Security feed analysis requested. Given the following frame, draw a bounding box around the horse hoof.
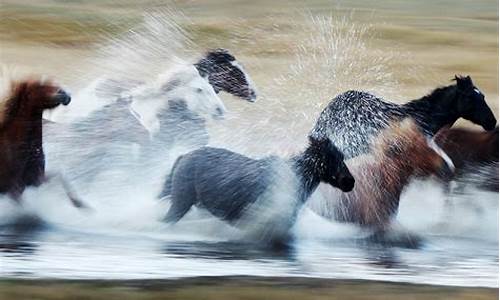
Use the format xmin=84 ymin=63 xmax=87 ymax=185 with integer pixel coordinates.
xmin=71 ymin=198 xmax=93 ymax=212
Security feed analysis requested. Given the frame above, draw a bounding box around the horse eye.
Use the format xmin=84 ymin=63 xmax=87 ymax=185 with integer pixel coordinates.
xmin=473 ymin=88 xmax=482 ymax=96
xmin=196 ymin=88 xmax=203 ymax=93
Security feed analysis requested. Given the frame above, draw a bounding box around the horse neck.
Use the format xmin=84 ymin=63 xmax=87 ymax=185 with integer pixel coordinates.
xmin=4 ymin=100 xmax=43 ymax=149
xmin=290 ymin=149 xmax=322 ymax=203
xmin=163 ymin=100 xmax=204 ymax=123
xmin=370 ymin=154 xmax=415 ymax=207
xmin=402 ymin=85 xmax=460 ymax=134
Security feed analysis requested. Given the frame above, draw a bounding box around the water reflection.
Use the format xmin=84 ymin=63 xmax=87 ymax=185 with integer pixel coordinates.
xmin=0 ymin=215 xmax=47 ymax=257
xmin=162 ymin=240 xmax=297 ymax=261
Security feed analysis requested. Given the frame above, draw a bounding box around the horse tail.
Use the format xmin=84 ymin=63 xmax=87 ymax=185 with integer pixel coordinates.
xmin=158 ymin=154 xmax=184 ymax=199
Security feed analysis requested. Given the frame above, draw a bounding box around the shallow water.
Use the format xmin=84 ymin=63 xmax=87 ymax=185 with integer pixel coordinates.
xmin=0 ymin=180 xmax=498 ymax=287
xmin=0 ymin=0 xmax=498 ymax=290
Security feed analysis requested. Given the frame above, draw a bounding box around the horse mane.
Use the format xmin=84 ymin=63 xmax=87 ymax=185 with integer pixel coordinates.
xmin=0 ymin=66 xmax=19 ymax=126
xmin=0 ymin=77 xmax=25 ymax=128
xmin=194 ymin=48 xmax=235 ymax=76
xmin=0 ymin=68 xmax=53 ymax=128
xmin=406 ymin=75 xmax=473 ymax=108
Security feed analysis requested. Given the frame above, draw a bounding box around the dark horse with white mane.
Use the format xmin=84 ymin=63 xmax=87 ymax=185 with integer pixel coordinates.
xmin=159 ymin=136 xmax=354 ymax=245
xmin=311 ymin=75 xmax=497 ymax=159
xmin=0 ymin=78 xmax=86 ymax=208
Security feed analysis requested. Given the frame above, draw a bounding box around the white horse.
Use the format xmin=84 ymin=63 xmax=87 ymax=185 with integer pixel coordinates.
xmin=44 ymin=63 xmax=225 ymax=187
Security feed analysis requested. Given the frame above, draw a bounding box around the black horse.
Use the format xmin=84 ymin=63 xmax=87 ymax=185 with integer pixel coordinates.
xmin=310 ymin=75 xmax=497 ymax=159
xmin=159 ymin=136 xmax=354 ymax=244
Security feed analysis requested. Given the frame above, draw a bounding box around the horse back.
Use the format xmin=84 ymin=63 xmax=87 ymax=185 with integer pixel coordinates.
xmin=174 ymin=147 xmax=272 ymax=221
xmin=311 ymin=90 xmax=401 ymax=159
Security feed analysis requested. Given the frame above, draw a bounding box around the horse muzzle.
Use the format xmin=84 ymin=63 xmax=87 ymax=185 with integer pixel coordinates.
xmin=337 ymin=175 xmax=355 ymax=192
xmin=245 ymin=89 xmax=257 ymax=102
xmin=55 ymin=89 xmax=71 ymax=105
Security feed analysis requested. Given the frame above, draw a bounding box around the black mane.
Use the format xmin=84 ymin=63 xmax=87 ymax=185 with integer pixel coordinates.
xmin=194 ymin=48 xmax=235 ymax=79
xmin=194 ymin=48 xmax=256 ymax=101
xmin=402 ymin=84 xmax=460 ymax=134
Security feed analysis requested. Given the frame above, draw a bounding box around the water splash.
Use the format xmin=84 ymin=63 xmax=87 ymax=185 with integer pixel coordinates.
xmin=0 ymin=8 xmax=497 ymax=286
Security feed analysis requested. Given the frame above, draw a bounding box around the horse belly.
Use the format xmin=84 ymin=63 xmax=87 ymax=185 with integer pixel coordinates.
xmin=234 ymin=162 xmax=300 ymax=242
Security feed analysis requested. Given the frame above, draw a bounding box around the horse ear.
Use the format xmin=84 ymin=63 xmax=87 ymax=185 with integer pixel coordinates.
xmin=455 ymin=75 xmax=473 ymax=90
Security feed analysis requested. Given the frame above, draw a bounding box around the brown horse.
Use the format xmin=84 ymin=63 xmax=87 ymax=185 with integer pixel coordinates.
xmin=434 ymin=126 xmax=498 ymax=191
xmin=309 ymin=118 xmax=454 ymax=232
xmin=0 ymin=78 xmax=86 ymax=207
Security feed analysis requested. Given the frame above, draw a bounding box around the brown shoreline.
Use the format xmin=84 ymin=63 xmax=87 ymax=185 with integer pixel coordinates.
xmin=0 ymin=276 xmax=497 ymax=300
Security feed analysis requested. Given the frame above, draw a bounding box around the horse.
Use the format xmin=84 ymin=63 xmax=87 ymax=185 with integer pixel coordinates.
xmin=434 ymin=126 xmax=498 ymax=192
xmin=45 ymin=49 xmax=257 ymax=184
xmin=0 ymin=78 xmax=86 ymax=208
xmin=308 ymin=118 xmax=454 ymax=244
xmin=159 ymin=136 xmax=354 ymax=245
xmin=45 ymin=64 xmax=226 ymax=186
xmin=310 ymin=75 xmax=497 ymax=159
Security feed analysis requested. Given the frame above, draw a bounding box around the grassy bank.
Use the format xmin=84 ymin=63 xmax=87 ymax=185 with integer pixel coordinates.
xmin=0 ymin=277 xmax=497 ymax=300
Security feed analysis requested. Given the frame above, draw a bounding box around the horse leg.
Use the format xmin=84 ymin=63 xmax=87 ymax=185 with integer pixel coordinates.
xmin=7 ymin=189 xmax=23 ymax=206
xmin=163 ymin=178 xmax=196 ymax=224
xmin=158 ymin=154 xmax=185 ymax=200
xmin=45 ymin=172 xmax=91 ymax=210
xmin=367 ymin=223 xmax=423 ymax=249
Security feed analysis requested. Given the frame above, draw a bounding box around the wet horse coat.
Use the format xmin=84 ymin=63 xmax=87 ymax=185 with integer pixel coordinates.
xmin=311 ymin=76 xmax=497 ymax=159
xmin=434 ymin=126 xmax=499 ymax=192
xmin=0 ymin=78 xmax=83 ymax=207
xmin=309 ymin=119 xmax=454 ymax=231
xmin=45 ymin=65 xmax=225 ymax=185
xmin=160 ymin=137 xmax=354 ymax=243
xmin=45 ymin=49 xmax=257 ymax=183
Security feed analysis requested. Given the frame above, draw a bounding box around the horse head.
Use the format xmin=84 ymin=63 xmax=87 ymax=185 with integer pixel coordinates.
xmin=453 ymin=75 xmax=497 ymax=131
xmin=127 ymin=65 xmax=226 ymax=131
xmin=17 ymin=80 xmax=71 ymax=110
xmin=308 ymin=136 xmax=355 ymax=192
xmin=166 ymin=66 xmax=227 ymax=120
xmin=195 ymin=48 xmax=257 ymax=102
